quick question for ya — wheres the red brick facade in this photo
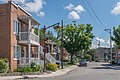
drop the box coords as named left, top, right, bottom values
left=0, top=1, right=31, bottom=71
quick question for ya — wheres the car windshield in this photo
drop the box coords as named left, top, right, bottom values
left=81, top=59, right=86, bottom=62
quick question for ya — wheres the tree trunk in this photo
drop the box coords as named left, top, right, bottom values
left=70, top=53, right=73, bottom=64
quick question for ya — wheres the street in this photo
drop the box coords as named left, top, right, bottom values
left=19, top=62, right=120, bottom=80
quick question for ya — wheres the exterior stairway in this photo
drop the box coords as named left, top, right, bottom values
left=40, top=46, right=56, bottom=64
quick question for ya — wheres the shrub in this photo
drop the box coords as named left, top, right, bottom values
left=16, top=67, right=32, bottom=72
left=46, top=63, right=58, bottom=71
left=16, top=63, right=42, bottom=72
left=0, top=58, right=9, bottom=73
left=31, top=62, right=42, bottom=72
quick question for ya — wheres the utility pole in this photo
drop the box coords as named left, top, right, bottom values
left=43, top=25, right=46, bottom=72
left=61, top=20, right=64, bottom=69
left=104, top=29, right=112, bottom=62
left=43, top=23, right=60, bottom=72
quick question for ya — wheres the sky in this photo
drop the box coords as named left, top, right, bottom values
left=0, top=0, right=120, bottom=48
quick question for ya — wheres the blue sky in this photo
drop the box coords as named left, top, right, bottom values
left=0, top=0, right=120, bottom=48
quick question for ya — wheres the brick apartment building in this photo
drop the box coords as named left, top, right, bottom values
left=0, top=1, right=40, bottom=71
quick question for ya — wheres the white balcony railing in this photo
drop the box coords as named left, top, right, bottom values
left=30, top=32, right=39, bottom=43
left=19, top=32, right=39, bottom=43
left=18, top=58, right=44, bottom=67
left=30, top=58, right=44, bottom=65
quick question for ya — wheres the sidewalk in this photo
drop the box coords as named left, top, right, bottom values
left=0, top=65, right=77, bottom=80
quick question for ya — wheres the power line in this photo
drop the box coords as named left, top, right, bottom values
left=81, top=0, right=102, bottom=29
left=84, top=0, right=107, bottom=28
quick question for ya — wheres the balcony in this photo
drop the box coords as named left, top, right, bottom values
left=19, top=32, right=39, bottom=45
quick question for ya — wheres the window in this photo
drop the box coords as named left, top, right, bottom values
left=14, top=45, right=21, bottom=60
left=14, top=20, right=21, bottom=34
left=18, top=21, right=21, bottom=32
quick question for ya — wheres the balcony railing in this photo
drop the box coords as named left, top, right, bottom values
left=19, top=32, right=39, bottom=43
left=18, top=58, right=44, bottom=67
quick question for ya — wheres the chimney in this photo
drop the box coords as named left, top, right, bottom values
left=8, top=0, right=12, bottom=3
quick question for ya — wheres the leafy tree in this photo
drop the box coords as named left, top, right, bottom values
left=84, top=54, right=92, bottom=61
left=87, top=49, right=96, bottom=61
left=34, top=28, right=44, bottom=40
left=34, top=27, right=60, bottom=46
left=57, top=24, right=94, bottom=63
left=112, top=25, right=120, bottom=48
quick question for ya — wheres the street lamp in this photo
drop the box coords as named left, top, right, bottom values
left=104, top=29, right=112, bottom=62
left=42, top=20, right=76, bottom=71
left=43, top=23, right=60, bottom=72
left=61, top=20, right=64, bottom=69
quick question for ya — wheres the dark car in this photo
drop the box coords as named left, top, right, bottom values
left=56, top=60, right=61, bottom=68
left=79, top=59, right=87, bottom=66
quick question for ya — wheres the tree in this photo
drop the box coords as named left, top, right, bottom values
left=34, top=28, right=44, bottom=40
left=84, top=54, right=92, bottom=61
left=87, top=49, right=96, bottom=61
left=57, top=24, right=94, bottom=63
left=112, top=25, right=120, bottom=48
left=34, top=28, right=60, bottom=46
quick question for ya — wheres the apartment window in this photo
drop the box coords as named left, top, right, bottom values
left=14, top=45, right=21, bottom=60
left=18, top=21, right=21, bottom=32
left=14, top=20, right=21, bottom=34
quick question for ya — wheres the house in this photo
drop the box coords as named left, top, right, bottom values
left=63, top=48, right=70, bottom=61
left=0, top=1, right=41, bottom=71
left=40, top=39, right=59, bottom=62
left=114, top=48, right=120, bottom=64
left=95, top=47, right=115, bottom=62
left=43, top=39, right=70, bottom=62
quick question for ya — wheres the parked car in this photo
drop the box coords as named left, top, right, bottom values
left=56, top=60, right=61, bottom=68
left=79, top=59, right=87, bottom=67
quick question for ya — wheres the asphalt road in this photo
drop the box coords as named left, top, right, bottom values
left=19, top=62, right=120, bottom=80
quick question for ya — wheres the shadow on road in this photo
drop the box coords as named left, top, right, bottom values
left=92, top=63, right=120, bottom=70
left=92, top=66, right=112, bottom=69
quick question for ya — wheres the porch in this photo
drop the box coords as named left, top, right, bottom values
left=16, top=15, right=41, bottom=67
left=17, top=45, right=42, bottom=67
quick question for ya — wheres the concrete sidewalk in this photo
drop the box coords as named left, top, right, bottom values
left=0, top=65, right=77, bottom=80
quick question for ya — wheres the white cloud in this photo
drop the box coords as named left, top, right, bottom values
left=24, top=0, right=44, bottom=12
left=74, top=5, right=85, bottom=13
left=37, top=11, right=45, bottom=17
left=68, top=11, right=80, bottom=20
left=95, top=37, right=115, bottom=48
left=65, top=3, right=85, bottom=13
left=13, top=0, right=25, bottom=4
left=65, top=3, right=74, bottom=11
left=111, top=2, right=120, bottom=15
left=0, top=0, right=25, bottom=3
left=96, top=37, right=105, bottom=43
left=90, top=44, right=97, bottom=49
left=106, top=40, right=115, bottom=47
left=65, top=3, right=85, bottom=20
left=0, top=0, right=45, bottom=17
